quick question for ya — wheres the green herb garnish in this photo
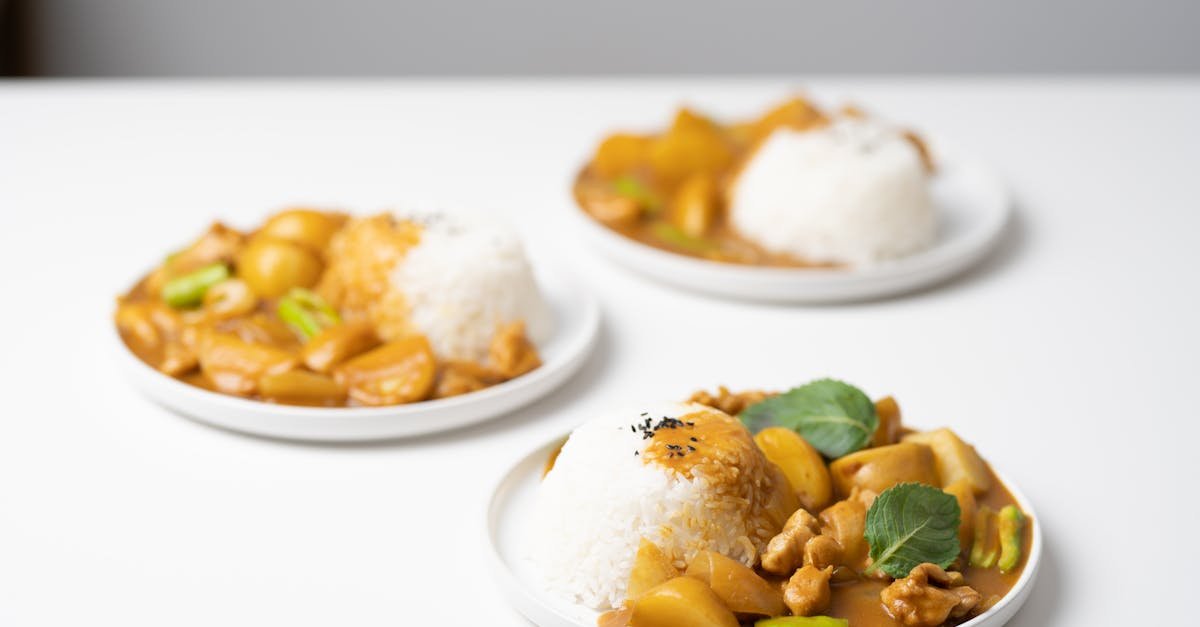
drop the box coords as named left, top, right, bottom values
left=612, top=175, right=662, bottom=214
left=740, top=378, right=877, bottom=458
left=161, top=262, right=230, bottom=309
left=864, top=483, right=962, bottom=579
left=755, top=618, right=849, bottom=627
left=651, top=222, right=717, bottom=254
left=277, top=288, right=340, bottom=339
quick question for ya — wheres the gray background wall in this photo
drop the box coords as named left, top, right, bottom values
left=8, top=0, right=1200, bottom=76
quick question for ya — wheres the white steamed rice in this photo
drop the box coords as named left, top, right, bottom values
left=390, top=213, right=553, bottom=363
left=730, top=117, right=936, bottom=266
left=531, top=402, right=780, bottom=610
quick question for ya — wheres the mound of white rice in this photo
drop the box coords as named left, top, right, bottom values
left=729, top=117, right=936, bottom=265
left=391, top=213, right=552, bottom=363
left=531, top=402, right=789, bottom=610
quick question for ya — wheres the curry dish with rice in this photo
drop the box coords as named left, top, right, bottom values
left=114, top=209, right=544, bottom=407
left=536, top=380, right=1030, bottom=627
left=574, top=96, right=936, bottom=268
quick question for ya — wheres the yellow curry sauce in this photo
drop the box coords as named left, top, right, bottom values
left=115, top=209, right=541, bottom=407
left=569, top=390, right=1029, bottom=627
left=573, top=97, right=932, bottom=267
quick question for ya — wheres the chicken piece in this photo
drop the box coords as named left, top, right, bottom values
left=803, top=535, right=843, bottom=570
left=819, top=490, right=870, bottom=569
left=783, top=564, right=833, bottom=616
left=687, top=386, right=777, bottom=417
left=433, top=360, right=503, bottom=399
left=761, top=508, right=820, bottom=575
left=577, top=183, right=642, bottom=227
left=114, top=300, right=197, bottom=375
left=881, top=563, right=981, bottom=627
left=489, top=321, right=541, bottom=379
left=150, top=222, right=245, bottom=294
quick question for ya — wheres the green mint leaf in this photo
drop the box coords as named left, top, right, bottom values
left=865, top=483, right=962, bottom=579
left=740, top=378, right=877, bottom=458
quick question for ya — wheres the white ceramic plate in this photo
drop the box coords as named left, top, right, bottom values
left=488, top=433, right=1042, bottom=627
left=573, top=143, right=1011, bottom=303
left=116, top=263, right=600, bottom=442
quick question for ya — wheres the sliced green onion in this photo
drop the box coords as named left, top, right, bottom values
left=996, top=505, right=1026, bottom=572
left=161, top=263, right=230, bottom=309
left=277, top=288, right=340, bottom=339
left=651, top=221, right=716, bottom=254
left=613, top=175, right=662, bottom=214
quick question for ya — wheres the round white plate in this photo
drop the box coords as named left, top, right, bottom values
left=573, top=143, right=1011, bottom=303
left=116, top=264, right=600, bottom=442
left=488, top=433, right=1042, bottom=627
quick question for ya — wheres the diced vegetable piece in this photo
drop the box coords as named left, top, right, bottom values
left=193, top=330, right=298, bottom=396
left=237, top=236, right=323, bottom=298
left=870, top=396, right=903, bottom=447
left=613, top=176, right=662, bottom=215
left=755, top=617, right=848, bottom=627
left=629, top=577, right=738, bottom=627
left=277, top=288, right=340, bottom=339
left=828, top=442, right=939, bottom=498
left=648, top=109, right=734, bottom=185
left=943, top=479, right=977, bottom=554
left=761, top=463, right=803, bottom=532
left=333, top=336, right=436, bottom=406
left=258, top=209, right=346, bottom=253
left=969, top=506, right=998, bottom=568
left=751, top=97, right=826, bottom=142
left=902, top=428, right=992, bottom=493
left=301, top=322, right=380, bottom=373
left=115, top=301, right=164, bottom=348
left=669, top=175, right=719, bottom=237
left=162, top=263, right=230, bottom=308
left=628, top=539, right=678, bottom=601
left=997, top=505, right=1026, bottom=572
left=593, top=133, right=651, bottom=178
left=489, top=321, right=541, bottom=379
left=754, top=427, right=833, bottom=512
left=651, top=222, right=716, bottom=254
left=685, top=550, right=784, bottom=617
left=818, top=498, right=868, bottom=568
left=259, top=370, right=347, bottom=406
left=202, top=278, right=258, bottom=320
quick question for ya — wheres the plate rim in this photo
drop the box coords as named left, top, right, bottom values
left=487, top=430, right=1042, bottom=627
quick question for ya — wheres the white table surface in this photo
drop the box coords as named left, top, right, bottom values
left=1, top=78, right=1197, bottom=626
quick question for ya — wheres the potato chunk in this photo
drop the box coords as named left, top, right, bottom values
left=754, top=427, right=833, bottom=512
left=828, top=442, right=939, bottom=498
left=902, top=429, right=992, bottom=494
left=301, top=322, right=380, bottom=373
left=871, top=396, right=903, bottom=447
left=648, top=109, right=734, bottom=185
left=943, top=479, right=977, bottom=555
left=627, top=539, right=678, bottom=601
left=258, top=370, right=346, bottom=406
left=333, top=336, right=436, bottom=406
left=685, top=550, right=784, bottom=617
left=629, top=577, right=738, bottom=627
